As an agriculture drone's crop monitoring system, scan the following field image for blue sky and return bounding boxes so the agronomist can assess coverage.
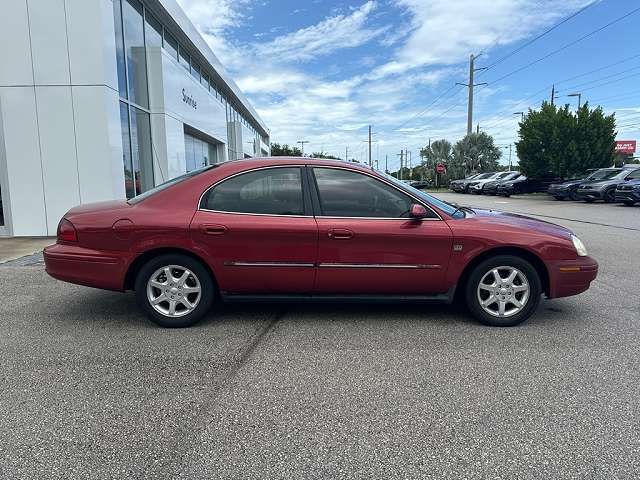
[177,0,640,169]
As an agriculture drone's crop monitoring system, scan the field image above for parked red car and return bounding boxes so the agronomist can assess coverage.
[44,158,598,328]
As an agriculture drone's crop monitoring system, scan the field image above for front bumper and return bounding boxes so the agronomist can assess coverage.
[547,186,571,198]
[615,189,640,203]
[575,188,604,201]
[547,256,598,299]
[44,243,128,291]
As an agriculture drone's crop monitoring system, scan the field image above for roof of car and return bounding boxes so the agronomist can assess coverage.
[222,157,377,172]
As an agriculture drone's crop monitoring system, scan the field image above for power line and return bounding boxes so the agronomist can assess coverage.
[557,65,640,93]
[485,5,640,86]
[482,2,597,71]
[394,83,462,131]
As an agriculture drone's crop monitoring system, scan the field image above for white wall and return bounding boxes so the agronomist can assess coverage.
[147,47,228,178]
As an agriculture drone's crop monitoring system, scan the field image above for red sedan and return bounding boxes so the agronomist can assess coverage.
[44,158,598,328]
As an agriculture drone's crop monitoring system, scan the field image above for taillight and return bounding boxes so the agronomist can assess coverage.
[57,218,78,243]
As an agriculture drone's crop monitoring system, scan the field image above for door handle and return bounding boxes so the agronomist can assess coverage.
[327,228,354,240]
[201,224,227,235]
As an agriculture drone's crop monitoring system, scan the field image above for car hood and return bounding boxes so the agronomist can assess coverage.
[468,209,571,239]
[550,179,583,187]
[578,179,617,187]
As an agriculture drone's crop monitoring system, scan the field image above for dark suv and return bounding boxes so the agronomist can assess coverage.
[547,169,601,201]
[575,168,640,203]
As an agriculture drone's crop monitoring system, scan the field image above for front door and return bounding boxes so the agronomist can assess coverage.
[310,167,453,294]
[191,166,317,294]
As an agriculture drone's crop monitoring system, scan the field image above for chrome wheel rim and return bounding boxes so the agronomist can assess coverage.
[477,266,530,318]
[146,265,201,318]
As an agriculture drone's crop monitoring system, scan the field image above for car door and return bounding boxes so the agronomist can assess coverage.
[309,166,454,295]
[191,166,318,294]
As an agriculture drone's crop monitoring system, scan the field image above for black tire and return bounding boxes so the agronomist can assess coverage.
[570,190,580,201]
[623,201,635,206]
[604,188,616,203]
[134,253,216,328]
[465,255,542,327]
[553,196,564,201]
[584,198,595,203]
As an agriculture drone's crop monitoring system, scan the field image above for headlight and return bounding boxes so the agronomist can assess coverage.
[571,235,588,257]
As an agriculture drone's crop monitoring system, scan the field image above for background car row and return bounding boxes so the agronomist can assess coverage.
[449,171,559,197]
[449,166,640,206]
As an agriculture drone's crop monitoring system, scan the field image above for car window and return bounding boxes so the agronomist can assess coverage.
[128,165,218,204]
[313,168,419,218]
[626,169,640,180]
[201,167,304,215]
[590,169,621,180]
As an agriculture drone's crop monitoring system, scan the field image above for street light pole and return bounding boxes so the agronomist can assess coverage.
[513,111,525,122]
[297,140,308,156]
[568,92,582,110]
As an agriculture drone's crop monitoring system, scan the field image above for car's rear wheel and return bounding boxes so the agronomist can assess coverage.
[570,190,580,201]
[465,255,542,327]
[623,200,635,206]
[553,196,563,201]
[134,253,215,328]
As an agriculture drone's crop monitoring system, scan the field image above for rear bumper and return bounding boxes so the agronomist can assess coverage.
[44,243,128,291]
[547,256,598,299]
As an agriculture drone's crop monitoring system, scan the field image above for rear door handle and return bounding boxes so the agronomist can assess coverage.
[201,224,227,235]
[327,228,354,240]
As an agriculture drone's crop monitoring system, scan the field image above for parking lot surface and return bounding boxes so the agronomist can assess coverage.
[1,194,639,479]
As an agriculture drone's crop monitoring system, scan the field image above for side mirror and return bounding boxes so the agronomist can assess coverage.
[409,203,428,219]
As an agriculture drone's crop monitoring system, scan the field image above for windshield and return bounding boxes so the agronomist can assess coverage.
[475,173,494,179]
[380,172,465,218]
[127,165,218,205]
[588,169,622,181]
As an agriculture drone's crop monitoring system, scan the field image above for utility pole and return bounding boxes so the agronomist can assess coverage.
[345,146,349,162]
[476,123,480,134]
[385,154,388,174]
[408,150,412,180]
[508,144,512,171]
[457,54,487,135]
[397,150,404,180]
[368,125,372,167]
[550,84,555,106]
[297,140,308,156]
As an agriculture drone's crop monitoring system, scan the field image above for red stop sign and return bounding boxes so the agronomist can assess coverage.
[436,163,446,174]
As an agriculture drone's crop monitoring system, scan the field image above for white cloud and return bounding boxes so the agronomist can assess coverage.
[253,1,386,62]
[375,0,594,76]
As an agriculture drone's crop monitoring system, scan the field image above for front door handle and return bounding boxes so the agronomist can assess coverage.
[327,228,354,240]
[201,224,227,235]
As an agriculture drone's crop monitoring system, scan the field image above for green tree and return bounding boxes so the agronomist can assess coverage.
[516,102,615,178]
[452,132,502,176]
[270,142,302,156]
[311,151,341,160]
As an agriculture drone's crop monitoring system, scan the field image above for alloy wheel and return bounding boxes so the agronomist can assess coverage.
[146,265,202,317]
[476,266,530,317]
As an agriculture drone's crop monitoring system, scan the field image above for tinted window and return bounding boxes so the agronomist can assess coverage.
[313,168,415,218]
[202,168,304,215]
[626,169,640,180]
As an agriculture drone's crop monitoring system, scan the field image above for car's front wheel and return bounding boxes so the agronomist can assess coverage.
[135,253,215,328]
[465,255,542,327]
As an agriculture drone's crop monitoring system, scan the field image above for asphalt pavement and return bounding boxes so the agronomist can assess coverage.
[1,193,638,479]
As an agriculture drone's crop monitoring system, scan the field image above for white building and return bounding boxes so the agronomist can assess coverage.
[0,0,270,237]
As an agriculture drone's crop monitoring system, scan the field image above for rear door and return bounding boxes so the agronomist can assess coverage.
[308,166,453,295]
[191,166,318,294]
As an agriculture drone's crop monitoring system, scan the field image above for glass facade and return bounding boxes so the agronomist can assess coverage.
[112,0,267,197]
[185,133,219,172]
[113,0,153,198]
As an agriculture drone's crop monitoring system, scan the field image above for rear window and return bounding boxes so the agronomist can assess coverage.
[127,165,217,204]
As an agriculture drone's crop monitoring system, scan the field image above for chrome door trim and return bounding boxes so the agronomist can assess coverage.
[318,263,442,269]
[224,261,315,268]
